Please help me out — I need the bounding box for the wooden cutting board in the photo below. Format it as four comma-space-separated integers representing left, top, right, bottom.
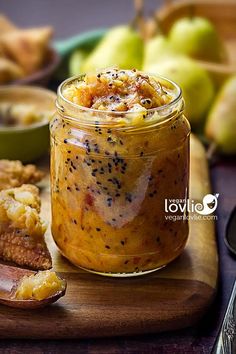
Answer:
0, 135, 218, 339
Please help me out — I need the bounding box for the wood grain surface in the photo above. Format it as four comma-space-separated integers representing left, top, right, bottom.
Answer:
0, 135, 218, 339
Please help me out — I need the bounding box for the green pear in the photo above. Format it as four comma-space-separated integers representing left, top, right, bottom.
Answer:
69, 48, 89, 76
143, 35, 176, 70
146, 56, 215, 127
205, 75, 236, 154
81, 25, 143, 72
168, 17, 226, 63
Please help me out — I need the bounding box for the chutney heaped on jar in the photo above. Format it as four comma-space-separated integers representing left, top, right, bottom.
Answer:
50, 68, 191, 277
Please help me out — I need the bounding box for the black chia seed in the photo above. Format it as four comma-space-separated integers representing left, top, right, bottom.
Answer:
107, 197, 112, 207
125, 193, 133, 203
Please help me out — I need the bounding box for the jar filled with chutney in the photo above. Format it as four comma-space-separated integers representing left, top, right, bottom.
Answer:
50, 68, 191, 276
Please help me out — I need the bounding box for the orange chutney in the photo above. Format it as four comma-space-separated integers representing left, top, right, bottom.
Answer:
50, 69, 190, 276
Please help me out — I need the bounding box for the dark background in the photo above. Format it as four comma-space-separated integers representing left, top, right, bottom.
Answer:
0, 0, 161, 40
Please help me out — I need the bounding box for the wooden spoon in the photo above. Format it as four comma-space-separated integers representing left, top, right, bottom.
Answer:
0, 264, 66, 309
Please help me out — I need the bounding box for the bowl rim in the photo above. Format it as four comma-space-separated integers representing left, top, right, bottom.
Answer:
11, 47, 60, 85
0, 85, 56, 133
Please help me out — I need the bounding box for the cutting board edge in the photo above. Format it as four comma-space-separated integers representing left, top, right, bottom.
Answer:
0, 278, 217, 339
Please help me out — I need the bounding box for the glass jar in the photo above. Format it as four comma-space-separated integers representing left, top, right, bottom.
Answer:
50, 75, 191, 277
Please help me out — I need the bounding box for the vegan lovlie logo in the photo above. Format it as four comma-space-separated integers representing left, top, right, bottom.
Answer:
164, 194, 219, 221
195, 193, 219, 215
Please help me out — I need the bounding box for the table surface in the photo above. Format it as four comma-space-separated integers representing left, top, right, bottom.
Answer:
0, 1, 236, 353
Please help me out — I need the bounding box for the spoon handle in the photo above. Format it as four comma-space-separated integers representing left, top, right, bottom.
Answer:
211, 279, 236, 354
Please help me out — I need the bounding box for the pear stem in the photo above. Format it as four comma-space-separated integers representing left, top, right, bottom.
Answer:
164, 0, 172, 5
132, 0, 146, 39
188, 4, 195, 20
153, 15, 164, 36
206, 141, 218, 165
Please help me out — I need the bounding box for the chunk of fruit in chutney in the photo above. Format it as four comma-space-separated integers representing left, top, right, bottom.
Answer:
63, 68, 173, 112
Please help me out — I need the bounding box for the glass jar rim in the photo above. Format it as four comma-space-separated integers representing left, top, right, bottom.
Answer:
56, 71, 182, 118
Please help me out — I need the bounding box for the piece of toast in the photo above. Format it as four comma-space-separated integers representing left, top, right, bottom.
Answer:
0, 160, 45, 191
0, 184, 52, 270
